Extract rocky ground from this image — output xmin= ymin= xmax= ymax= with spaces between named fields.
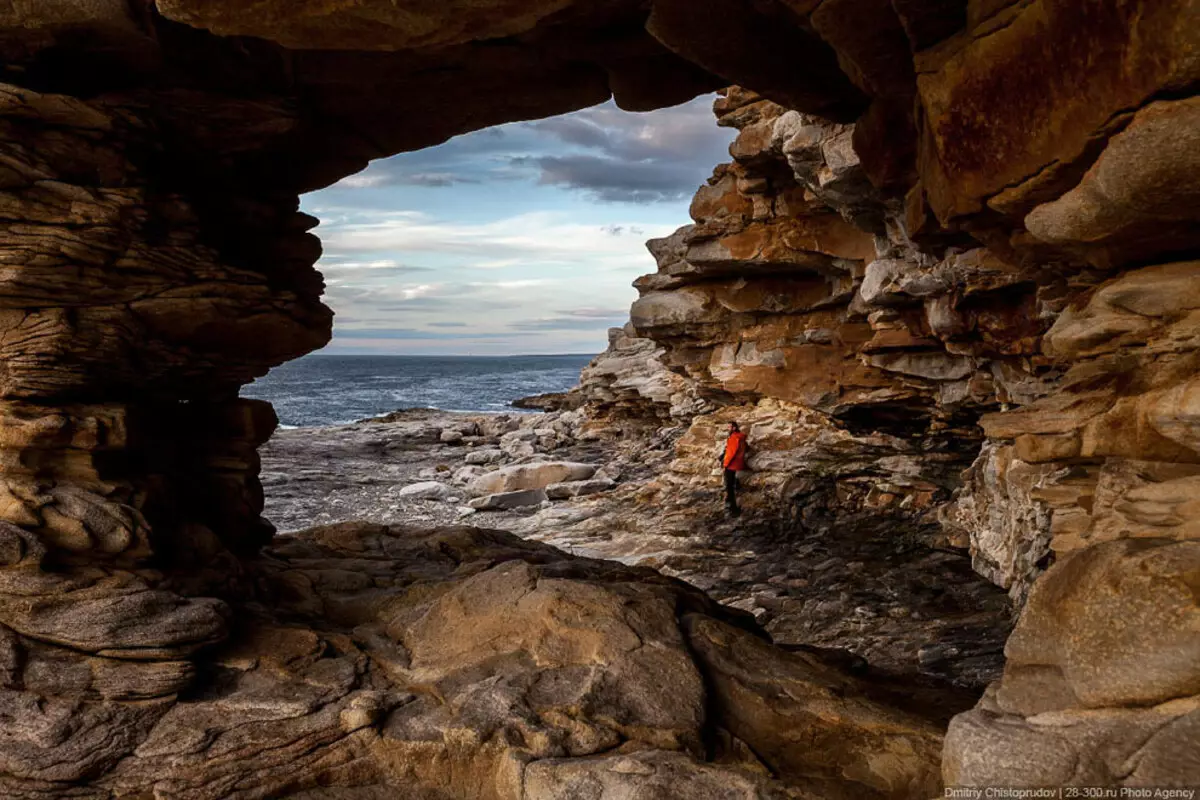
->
xmin=260 ymin=402 xmax=1011 ymax=693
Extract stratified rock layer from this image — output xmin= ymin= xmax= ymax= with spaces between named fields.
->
xmin=0 ymin=0 xmax=1195 ymax=793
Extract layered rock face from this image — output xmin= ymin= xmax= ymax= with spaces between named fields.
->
xmin=574 ymin=324 xmax=711 ymax=427
xmin=0 ymin=0 xmax=1195 ymax=794
xmin=632 ymin=92 xmax=1045 ymax=593
xmin=623 ymin=7 xmax=1200 ymax=785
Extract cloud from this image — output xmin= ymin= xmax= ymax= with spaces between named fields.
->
xmin=334 ymin=327 xmax=514 ymax=341
xmin=517 ymin=96 xmax=734 ymax=204
xmin=554 ymin=307 xmax=628 ymax=318
xmin=477 ymin=279 xmax=552 ymax=289
xmin=320 ymin=260 xmax=435 ymax=277
xmin=601 ymin=225 xmax=645 ymax=236
xmin=321 ymin=95 xmax=733 ymax=206
xmin=525 ymin=99 xmax=730 ymax=164
xmin=324 ymin=124 xmax=533 ymax=192
xmin=309 ymin=208 xmax=676 ymax=350
xmin=297 ymin=95 xmax=735 ymax=354
xmin=318 ymin=209 xmax=675 ymax=271
xmin=525 ymin=154 xmax=708 ymax=203
xmin=509 ymin=306 xmax=629 ymax=332
xmin=511 ymin=316 xmax=628 ymax=332
xmin=333 ymin=171 xmax=483 ymax=189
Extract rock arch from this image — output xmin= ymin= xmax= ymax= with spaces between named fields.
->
xmin=0 ymin=0 xmax=1195 ymax=795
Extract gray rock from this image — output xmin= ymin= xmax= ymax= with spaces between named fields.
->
xmin=467 ymin=488 xmax=549 ymax=511
xmin=451 ymin=465 xmax=486 ymax=486
xmin=499 ymin=430 xmax=538 ymax=459
xmin=546 ymin=478 xmax=617 ymax=500
xmin=465 ymin=448 xmax=504 ymax=465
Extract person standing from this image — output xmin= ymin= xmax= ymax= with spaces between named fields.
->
xmin=720 ymin=421 xmax=747 ymax=517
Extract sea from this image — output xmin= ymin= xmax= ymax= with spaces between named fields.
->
xmin=240 ymin=353 xmax=595 ymax=428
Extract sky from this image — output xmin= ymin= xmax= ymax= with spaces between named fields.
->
xmin=302 ymin=94 xmax=736 ymax=356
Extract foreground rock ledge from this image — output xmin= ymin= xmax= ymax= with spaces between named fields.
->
xmin=0 ymin=521 xmax=944 ymax=799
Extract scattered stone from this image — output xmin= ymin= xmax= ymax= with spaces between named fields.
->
xmin=467 ymin=488 xmax=549 ymax=511
xmin=450 ymin=465 xmax=486 ymax=486
xmin=500 ymin=430 xmax=538 ymax=459
xmin=465 ymin=448 xmax=504 ymax=465
xmin=397 ymin=482 xmax=455 ymax=502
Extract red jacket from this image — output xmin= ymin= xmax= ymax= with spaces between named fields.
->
xmin=723 ymin=431 xmax=747 ymax=471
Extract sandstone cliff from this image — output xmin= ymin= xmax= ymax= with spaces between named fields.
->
xmin=0 ymin=0 xmax=1194 ymax=795
xmin=620 ymin=76 xmax=1200 ymax=789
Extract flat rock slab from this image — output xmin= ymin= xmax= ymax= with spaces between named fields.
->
xmin=397 ymin=481 xmax=455 ymax=501
xmin=468 ymin=488 xmax=549 ymax=511
xmin=546 ymin=477 xmax=617 ymax=500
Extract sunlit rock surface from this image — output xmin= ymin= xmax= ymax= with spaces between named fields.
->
xmin=0 ymin=522 xmax=947 ymax=799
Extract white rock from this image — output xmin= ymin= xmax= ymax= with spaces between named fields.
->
xmin=478 ymin=416 xmax=519 ymax=438
xmin=860 ymin=258 xmax=949 ymax=306
xmin=397 ymin=482 xmax=455 ymax=502
xmin=439 ymin=429 xmax=464 ymax=444
xmin=500 ymin=430 xmax=537 ymax=459
xmin=452 ymin=465 xmax=486 ymax=486
xmin=630 ymin=288 xmax=717 ymax=328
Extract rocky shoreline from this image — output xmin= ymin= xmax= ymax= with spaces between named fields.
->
xmin=1 ymin=2 xmax=1197 ymax=791
xmin=260 ymin=338 xmax=1011 ymax=694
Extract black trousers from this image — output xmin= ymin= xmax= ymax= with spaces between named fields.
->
xmin=723 ymin=468 xmax=739 ymax=512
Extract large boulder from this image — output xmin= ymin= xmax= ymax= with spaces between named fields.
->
xmin=943 ymin=537 xmax=1200 ymax=788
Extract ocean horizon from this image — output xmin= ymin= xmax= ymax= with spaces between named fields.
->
xmin=241 ymin=352 xmax=595 ymax=428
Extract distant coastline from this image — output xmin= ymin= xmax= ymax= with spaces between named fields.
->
xmin=307 ymin=352 xmax=600 ymax=358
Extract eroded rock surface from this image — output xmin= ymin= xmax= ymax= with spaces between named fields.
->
xmin=0 ymin=522 xmax=947 ymax=799
xmin=0 ymin=0 xmax=1196 ymax=792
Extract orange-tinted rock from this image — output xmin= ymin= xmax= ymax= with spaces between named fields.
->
xmin=916 ymin=0 xmax=1200 ymax=223
xmin=1025 ymin=97 xmax=1200 ymax=268
xmin=0 ymin=0 xmax=1197 ymax=792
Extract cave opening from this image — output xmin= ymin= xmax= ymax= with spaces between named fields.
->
xmin=0 ymin=1 xmax=1195 ymax=794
